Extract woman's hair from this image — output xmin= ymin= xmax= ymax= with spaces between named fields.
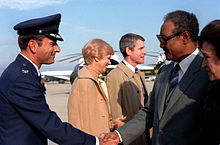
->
xmin=199 ymin=19 xmax=220 ymax=58
xmin=82 ymin=39 xmax=114 ymax=65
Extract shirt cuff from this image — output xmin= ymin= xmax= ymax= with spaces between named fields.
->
xmin=115 ymin=130 xmax=123 ymax=143
xmin=96 ymin=137 xmax=99 ymax=145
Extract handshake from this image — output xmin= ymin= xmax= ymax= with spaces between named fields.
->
xmin=99 ymin=116 xmax=126 ymax=145
xmin=99 ymin=131 xmax=120 ymax=145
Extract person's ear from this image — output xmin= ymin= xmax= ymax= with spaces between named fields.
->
xmin=182 ymin=32 xmax=190 ymax=45
xmin=126 ymin=47 xmax=132 ymax=56
xmin=28 ymin=40 xmax=38 ymax=53
xmin=95 ymin=57 xmax=99 ymax=62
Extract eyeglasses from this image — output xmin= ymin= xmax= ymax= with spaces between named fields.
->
xmin=156 ymin=31 xmax=183 ymax=45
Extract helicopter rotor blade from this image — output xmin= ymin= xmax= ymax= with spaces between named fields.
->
xmin=69 ymin=56 xmax=84 ymax=63
xmin=147 ymin=51 xmax=160 ymax=54
xmin=145 ymin=54 xmax=158 ymax=58
xmin=56 ymin=53 xmax=82 ymax=59
xmin=56 ymin=55 xmax=81 ymax=63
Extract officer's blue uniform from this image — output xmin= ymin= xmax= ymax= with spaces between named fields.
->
xmin=0 ymin=14 xmax=96 ymax=145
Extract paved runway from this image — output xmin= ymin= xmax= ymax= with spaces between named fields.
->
xmin=45 ymin=81 xmax=154 ymax=145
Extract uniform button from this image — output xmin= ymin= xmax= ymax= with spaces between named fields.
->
xmin=159 ymin=130 xmax=164 ymax=134
xmin=23 ymin=63 xmax=26 ymax=66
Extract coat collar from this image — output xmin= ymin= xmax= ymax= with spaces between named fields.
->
xmin=117 ymin=62 xmax=135 ymax=79
xmin=77 ymin=66 xmax=107 ymax=95
xmin=16 ymin=54 xmax=39 ymax=78
xmin=77 ymin=66 xmax=97 ymax=81
xmin=117 ymin=62 xmax=145 ymax=78
xmin=117 ymin=61 xmax=147 ymax=102
xmin=117 ymin=61 xmax=146 ymax=85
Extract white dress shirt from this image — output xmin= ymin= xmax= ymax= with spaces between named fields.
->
xmin=123 ymin=60 xmax=136 ymax=72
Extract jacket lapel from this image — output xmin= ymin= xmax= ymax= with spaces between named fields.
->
xmin=78 ymin=66 xmax=111 ymax=110
xmin=162 ymin=52 xmax=203 ymax=117
xmin=117 ymin=62 xmax=134 ymax=79
xmin=117 ymin=62 xmax=143 ymax=103
xmin=157 ymin=63 xmax=173 ymax=120
xmin=139 ymin=71 xmax=148 ymax=100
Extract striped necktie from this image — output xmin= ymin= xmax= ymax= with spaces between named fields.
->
xmin=163 ymin=64 xmax=181 ymax=111
xmin=169 ymin=63 xmax=180 ymax=93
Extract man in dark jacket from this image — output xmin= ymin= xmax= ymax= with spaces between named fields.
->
xmin=101 ymin=10 xmax=210 ymax=145
xmin=0 ymin=13 xmax=115 ymax=145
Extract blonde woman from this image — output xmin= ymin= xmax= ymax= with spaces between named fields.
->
xmin=68 ymin=39 xmax=125 ymax=137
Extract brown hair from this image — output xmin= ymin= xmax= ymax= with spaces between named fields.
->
xmin=82 ymin=39 xmax=114 ymax=65
xmin=119 ymin=33 xmax=145 ymax=57
xmin=199 ymin=19 xmax=220 ymax=58
xmin=18 ymin=34 xmax=45 ymax=50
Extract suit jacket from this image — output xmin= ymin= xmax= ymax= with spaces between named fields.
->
xmin=105 ymin=62 xmax=148 ymax=145
xmin=0 ymin=54 xmax=95 ymax=145
xmin=68 ymin=66 xmax=112 ymax=137
xmin=118 ymin=51 xmax=210 ymax=145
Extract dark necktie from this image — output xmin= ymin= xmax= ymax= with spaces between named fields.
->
xmin=169 ymin=63 xmax=181 ymax=93
xmin=135 ymin=68 xmax=147 ymax=104
xmin=163 ymin=64 xmax=181 ymax=111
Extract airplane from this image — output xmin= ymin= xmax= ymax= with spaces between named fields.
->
xmin=41 ymin=51 xmax=165 ymax=83
xmin=41 ymin=70 xmax=72 ymax=83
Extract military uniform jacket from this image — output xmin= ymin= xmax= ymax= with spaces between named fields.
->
xmin=118 ymin=51 xmax=210 ymax=145
xmin=0 ymin=54 xmax=95 ymax=145
xmin=105 ymin=62 xmax=148 ymax=145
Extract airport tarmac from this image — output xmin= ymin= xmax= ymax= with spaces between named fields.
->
xmin=46 ymin=80 xmax=154 ymax=145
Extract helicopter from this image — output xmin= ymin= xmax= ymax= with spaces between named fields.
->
xmin=41 ymin=51 xmax=165 ymax=84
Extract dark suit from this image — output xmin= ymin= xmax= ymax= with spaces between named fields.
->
xmin=0 ymin=54 xmax=96 ymax=145
xmin=118 ymin=51 xmax=210 ymax=145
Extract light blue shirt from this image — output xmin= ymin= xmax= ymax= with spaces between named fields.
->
xmin=174 ymin=48 xmax=199 ymax=82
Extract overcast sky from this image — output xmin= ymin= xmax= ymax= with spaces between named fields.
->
xmin=0 ymin=0 xmax=219 ymax=74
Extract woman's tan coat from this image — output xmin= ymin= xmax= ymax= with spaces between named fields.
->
xmin=68 ymin=66 xmax=112 ymax=137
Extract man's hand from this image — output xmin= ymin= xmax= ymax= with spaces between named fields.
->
xmin=99 ymin=138 xmax=118 ymax=145
xmin=113 ymin=116 xmax=126 ymax=129
xmin=99 ymin=131 xmax=120 ymax=144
